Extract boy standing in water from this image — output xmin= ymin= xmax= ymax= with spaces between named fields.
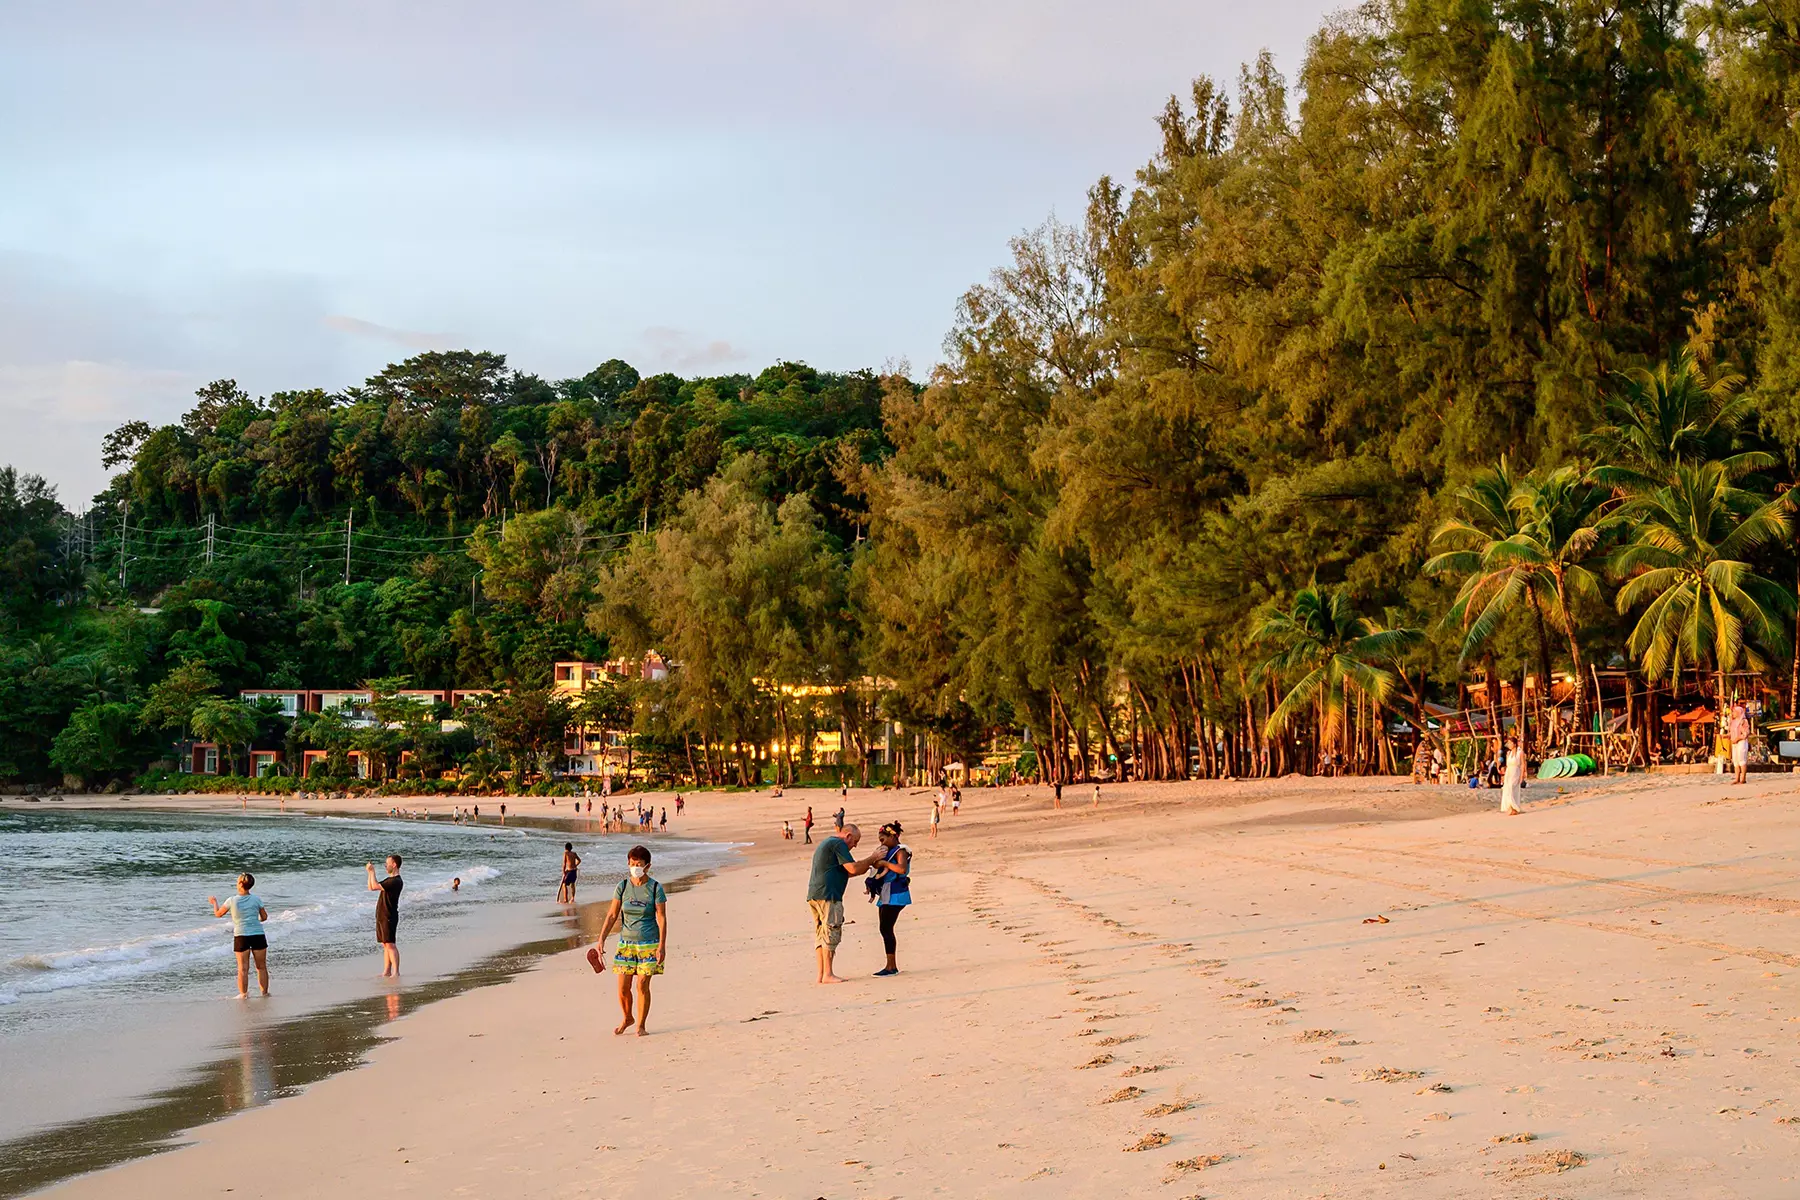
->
xmin=209 ymin=873 xmax=270 ymax=998
xmin=366 ymin=855 xmax=403 ymax=976
xmin=559 ymin=842 xmax=581 ymax=902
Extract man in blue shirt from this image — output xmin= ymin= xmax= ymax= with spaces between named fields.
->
xmin=806 ymin=823 xmax=879 ymax=984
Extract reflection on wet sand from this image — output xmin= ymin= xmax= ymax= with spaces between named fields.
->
xmin=0 ymin=871 xmax=709 ymax=1200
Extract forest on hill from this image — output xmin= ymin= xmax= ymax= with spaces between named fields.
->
xmin=5 ymin=0 xmax=1800 ymax=791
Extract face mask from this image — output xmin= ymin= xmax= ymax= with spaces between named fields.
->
xmin=629 ymin=865 xmax=647 ymax=881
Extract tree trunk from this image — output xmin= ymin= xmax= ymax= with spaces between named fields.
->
xmin=1552 ymin=570 xmax=1588 ymax=735
xmin=1527 ymin=585 xmax=1555 ymax=754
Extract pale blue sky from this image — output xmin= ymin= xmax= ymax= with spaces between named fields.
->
xmin=1 ymin=0 xmax=1338 ymax=503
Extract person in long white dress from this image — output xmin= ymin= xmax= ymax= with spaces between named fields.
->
xmin=1499 ymin=734 xmax=1524 ymax=815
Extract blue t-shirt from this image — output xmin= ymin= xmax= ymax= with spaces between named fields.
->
xmin=227 ymin=893 xmax=265 ymax=937
xmin=614 ymin=876 xmax=667 ymax=944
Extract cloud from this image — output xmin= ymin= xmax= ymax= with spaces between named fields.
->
xmin=0 ymin=361 xmax=196 ymax=423
xmin=323 ymin=314 xmax=460 ymax=351
xmin=640 ymin=326 xmax=749 ymax=372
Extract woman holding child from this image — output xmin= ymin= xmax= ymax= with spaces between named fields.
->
xmin=866 ymin=821 xmax=911 ymax=977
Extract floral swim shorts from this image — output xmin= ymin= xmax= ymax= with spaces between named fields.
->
xmin=612 ymin=941 xmax=664 ymax=976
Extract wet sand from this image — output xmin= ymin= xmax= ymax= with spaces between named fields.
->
xmin=18 ymin=769 xmax=1800 ymax=1197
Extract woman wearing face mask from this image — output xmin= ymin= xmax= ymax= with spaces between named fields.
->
xmin=589 ymin=845 xmax=668 ymax=1035
xmin=869 ymin=822 xmax=911 ymax=977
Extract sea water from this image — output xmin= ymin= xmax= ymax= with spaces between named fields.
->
xmin=0 ymin=805 xmax=732 ymax=1188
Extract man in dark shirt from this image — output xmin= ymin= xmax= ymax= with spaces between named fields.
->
xmin=366 ymin=854 xmax=404 ymax=977
xmin=806 ymin=825 xmax=879 ymax=984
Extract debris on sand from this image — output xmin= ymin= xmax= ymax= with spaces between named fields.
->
xmin=1078 ymin=1054 xmax=1116 ymax=1069
xmin=1362 ymin=915 xmax=1390 ymax=924
xmin=1101 ymin=1087 xmax=1145 ymax=1104
xmin=1124 ymin=1131 xmax=1170 ymax=1152
xmin=1171 ymin=1154 xmax=1229 ymax=1171
xmin=1499 ymin=1149 xmax=1586 ymax=1179
xmin=1358 ymin=1067 xmax=1424 ymax=1083
xmin=1415 ymin=1082 xmax=1453 ymax=1094
xmin=1319 ymin=1055 xmax=1345 ymax=1064
xmin=1490 ymin=1132 xmax=1536 ymax=1144
xmin=1122 ymin=1063 xmax=1167 ymax=1077
xmin=1145 ymin=1101 xmax=1194 ymax=1116
xmin=1295 ymin=1029 xmax=1337 ymax=1043
xmin=1424 ymin=1112 xmax=1452 ymax=1122
xmin=1098 ymin=1035 xmax=1142 ymax=1047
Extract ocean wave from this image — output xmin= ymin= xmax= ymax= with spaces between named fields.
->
xmin=0 ymin=866 xmax=502 ymax=1006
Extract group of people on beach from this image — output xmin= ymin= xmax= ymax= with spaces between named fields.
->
xmin=209 ymin=852 xmax=406 ymax=998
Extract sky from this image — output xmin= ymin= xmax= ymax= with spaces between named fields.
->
xmin=1 ymin=0 xmax=1339 ymax=504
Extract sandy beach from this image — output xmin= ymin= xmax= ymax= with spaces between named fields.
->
xmin=18 ymin=769 xmax=1800 ymax=1198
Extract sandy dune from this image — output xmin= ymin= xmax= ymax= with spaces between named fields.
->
xmin=29 ymin=769 xmax=1800 ymax=1197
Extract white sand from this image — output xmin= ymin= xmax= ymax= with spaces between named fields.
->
xmin=23 ymin=769 xmax=1800 ymax=1197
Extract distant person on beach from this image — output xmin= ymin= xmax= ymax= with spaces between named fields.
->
xmin=807 ymin=823 xmax=880 ymax=984
xmin=659 ymin=807 xmax=667 ymax=832
xmin=1053 ymin=781 xmax=1062 ymax=809
xmin=832 ymin=806 xmax=846 ymax=832
xmin=1092 ymin=783 xmax=1100 ymax=808
xmin=1729 ymin=703 xmax=1751 ymax=785
xmin=499 ymin=803 xmax=507 ymax=825
xmin=366 ymin=855 xmax=404 ymax=976
xmin=930 ymin=801 xmax=940 ymax=839
xmin=783 ymin=820 xmax=794 ymax=840
xmin=589 ymin=845 xmax=667 ymax=1036
xmin=803 ymin=807 xmax=814 ymax=844
xmin=1499 ymin=735 xmax=1524 ymax=816
xmin=452 ymin=876 xmax=461 ymax=891
xmin=473 ymin=805 xmax=480 ymax=822
xmin=559 ymin=842 xmax=581 ymax=902
xmin=209 ymin=873 xmax=270 ymax=999
xmin=867 ymin=821 xmax=912 ymax=977
xmin=675 ymin=794 xmax=684 ymax=816
xmin=951 ymin=787 xmax=961 ymax=816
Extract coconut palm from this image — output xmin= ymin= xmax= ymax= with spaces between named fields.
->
xmin=1582 ymin=348 xmax=1771 ymax=494
xmin=1254 ymin=586 xmax=1419 ymax=762
xmin=1424 ymin=459 xmax=1559 ymax=726
xmin=1612 ymin=462 xmax=1795 ymax=712
xmin=1503 ymin=467 xmax=1612 ymax=726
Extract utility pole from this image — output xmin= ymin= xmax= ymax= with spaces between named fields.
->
xmin=118 ymin=499 xmax=128 ymax=591
xmin=204 ymin=514 xmax=216 ymax=564
xmin=343 ymin=511 xmax=353 ymax=585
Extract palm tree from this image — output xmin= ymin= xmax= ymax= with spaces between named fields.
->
xmin=1612 ymin=462 xmax=1795 ymax=715
xmin=1504 ymin=467 xmax=1611 ymax=727
xmin=1582 ymin=348 xmax=1771 ymax=494
xmin=1424 ymin=459 xmax=1558 ymax=733
xmin=1254 ymin=586 xmax=1419 ymax=767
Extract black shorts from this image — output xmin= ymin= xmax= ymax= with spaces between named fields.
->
xmin=563 ymin=870 xmax=577 ymax=885
xmin=234 ymin=934 xmax=268 ymax=952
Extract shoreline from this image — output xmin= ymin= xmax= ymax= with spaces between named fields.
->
xmin=0 ymin=804 xmax=735 ymax=1198
xmin=17 ymin=771 xmax=1800 ymax=1198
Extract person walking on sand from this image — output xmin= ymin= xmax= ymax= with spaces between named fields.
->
xmin=1091 ymin=782 xmax=1100 ymax=809
xmin=367 ymin=855 xmax=403 ymax=976
xmin=558 ymin=842 xmax=581 ymax=902
xmin=803 ymin=806 xmax=814 ymax=844
xmin=930 ymin=800 xmax=940 ymax=839
xmin=807 ymin=823 xmax=880 ymax=984
xmin=832 ymin=805 xmax=846 ymax=832
xmin=1499 ymin=734 xmax=1524 ymax=816
xmin=659 ymin=807 xmax=667 ymax=832
xmin=209 ymin=873 xmax=271 ymax=998
xmin=867 ymin=822 xmax=912 ymax=977
xmin=1729 ymin=703 xmax=1751 ymax=785
xmin=1053 ymin=781 xmax=1062 ymax=809
xmin=588 ymin=845 xmax=667 ymax=1036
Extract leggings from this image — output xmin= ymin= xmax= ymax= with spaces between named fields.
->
xmin=878 ymin=904 xmax=904 ymax=955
